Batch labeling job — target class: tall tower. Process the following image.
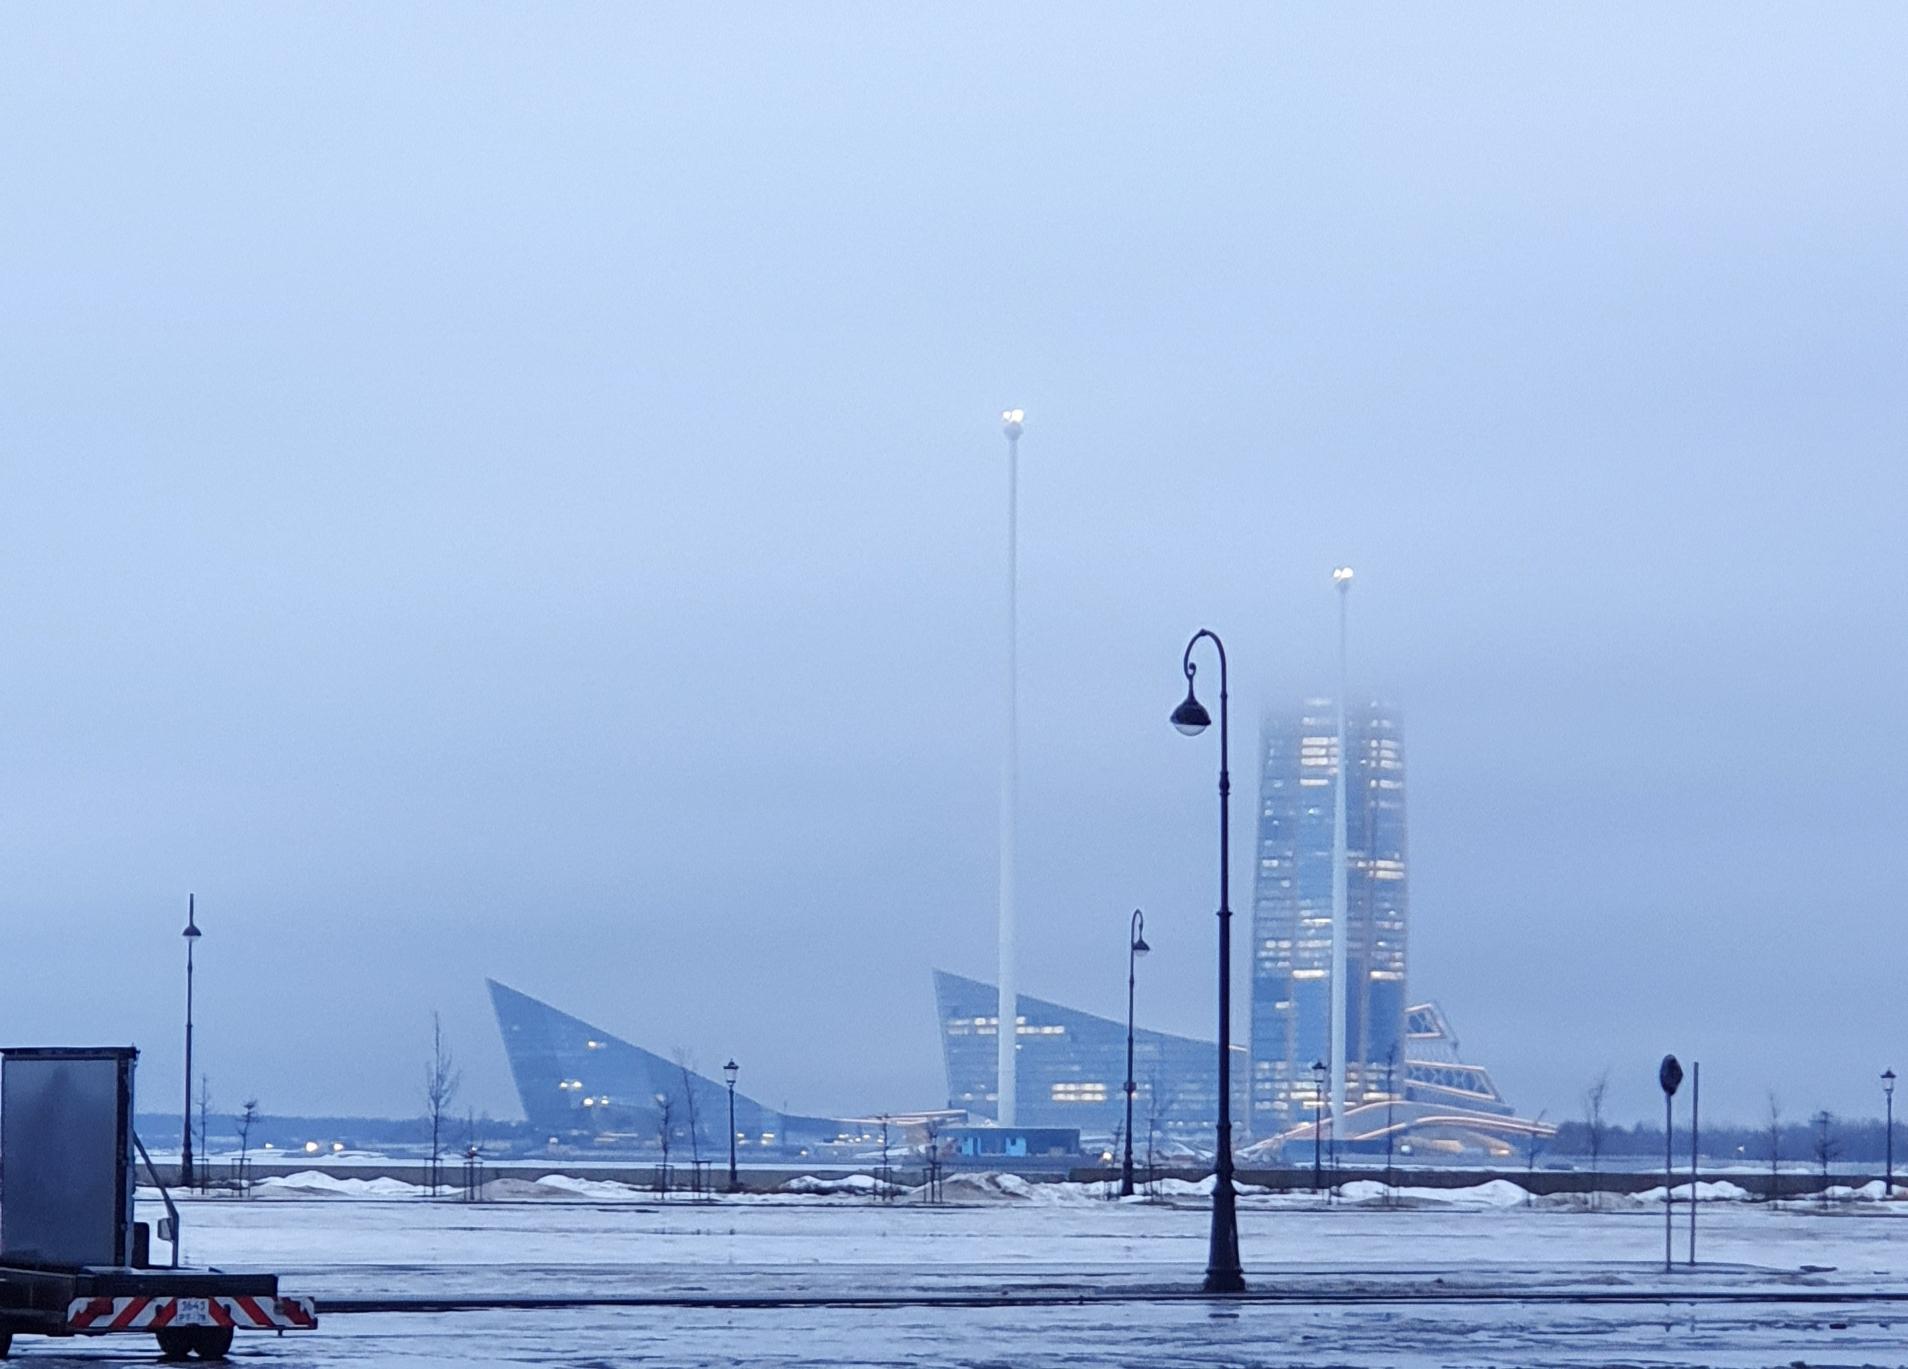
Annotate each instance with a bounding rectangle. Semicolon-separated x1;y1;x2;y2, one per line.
1329;567;1353;1129
1248;697;1409;1132
996;408;1024;1124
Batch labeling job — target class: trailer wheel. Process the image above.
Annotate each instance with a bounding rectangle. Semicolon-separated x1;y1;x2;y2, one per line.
156;1327;195;1360
190;1326;235;1361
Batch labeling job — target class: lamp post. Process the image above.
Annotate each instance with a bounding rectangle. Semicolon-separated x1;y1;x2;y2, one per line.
724;1059;740;1193
1170;628;1245;1293
181;896;201;1190
996;407;1024;1127
1311;1058;1328;1193
1121;909;1150;1197
1884;1069;1897;1199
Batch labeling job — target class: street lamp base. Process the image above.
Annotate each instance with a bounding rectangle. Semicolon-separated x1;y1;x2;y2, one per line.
1202;1266;1246;1294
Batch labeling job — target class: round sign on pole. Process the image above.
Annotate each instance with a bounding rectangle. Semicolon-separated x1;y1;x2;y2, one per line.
1659;1054;1684;1097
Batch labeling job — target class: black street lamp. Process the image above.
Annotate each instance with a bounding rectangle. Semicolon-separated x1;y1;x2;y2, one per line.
724;1059;740;1193
1311;1058;1328;1193
1121;909;1150;1197
1170;627;1244;1294
181;896;202;1190
1884;1069;1897;1198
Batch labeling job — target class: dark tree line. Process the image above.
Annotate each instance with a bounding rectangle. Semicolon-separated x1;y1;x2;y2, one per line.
1547;1114;1896;1164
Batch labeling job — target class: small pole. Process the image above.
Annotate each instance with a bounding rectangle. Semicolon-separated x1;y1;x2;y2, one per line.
1658;1054;1682;1274
1664;1089;1674;1271
1688;1061;1699;1266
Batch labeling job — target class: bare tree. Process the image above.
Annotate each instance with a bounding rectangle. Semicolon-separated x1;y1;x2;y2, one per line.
1145;1069;1166;1198
1582;1071;1610;1210
655;1093;675;1199
197;1074;214;1188
673;1048;704;1170
234;1098;260;1194
1813;1110;1840;1208
920;1116;944;1204
1765;1091;1784;1206
423;1012;462;1196
1524;1110;1549;1207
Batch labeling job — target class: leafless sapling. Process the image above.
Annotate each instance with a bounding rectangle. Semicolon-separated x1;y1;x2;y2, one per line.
1582;1070;1610;1211
424;1012;462;1196
234;1098;259;1194
1766;1091;1784;1206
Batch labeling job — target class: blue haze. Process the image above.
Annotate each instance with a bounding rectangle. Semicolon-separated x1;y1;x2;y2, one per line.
1;5;1902;1128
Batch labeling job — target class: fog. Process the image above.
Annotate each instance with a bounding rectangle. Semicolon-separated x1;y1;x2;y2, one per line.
2;4;1903;1130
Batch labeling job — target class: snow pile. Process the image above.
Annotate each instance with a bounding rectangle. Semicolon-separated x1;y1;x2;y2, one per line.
924;1173;1099;1205
1338;1179;1529;1207
254;1170;429;1198
780;1173;904;1198
532;1174;650;1200
1631;1180;1754;1204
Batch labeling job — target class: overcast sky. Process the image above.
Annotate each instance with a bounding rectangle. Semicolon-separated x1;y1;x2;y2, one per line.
3;4;1903;1131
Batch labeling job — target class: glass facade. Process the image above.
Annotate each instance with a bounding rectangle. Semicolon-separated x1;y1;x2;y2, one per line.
488;979;841;1152
1250;699;1409;1134
933;969;1245;1144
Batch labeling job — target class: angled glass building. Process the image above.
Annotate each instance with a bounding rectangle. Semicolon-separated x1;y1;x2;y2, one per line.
488;979;843;1152
1249;698;1409;1134
933;969;1245;1144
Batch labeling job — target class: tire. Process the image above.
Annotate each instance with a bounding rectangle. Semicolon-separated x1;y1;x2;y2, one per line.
0;1329;12;1359
157;1327;195;1361
191;1326;236;1360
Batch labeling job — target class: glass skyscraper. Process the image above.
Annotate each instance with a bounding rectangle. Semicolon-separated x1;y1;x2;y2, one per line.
1249;698;1409;1134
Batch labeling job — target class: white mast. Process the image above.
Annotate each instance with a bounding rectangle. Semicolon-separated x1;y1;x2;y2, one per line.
1329;566;1354;1130
997;408;1024;1126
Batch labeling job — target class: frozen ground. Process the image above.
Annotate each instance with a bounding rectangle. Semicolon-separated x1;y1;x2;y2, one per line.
11;1180;1908;1366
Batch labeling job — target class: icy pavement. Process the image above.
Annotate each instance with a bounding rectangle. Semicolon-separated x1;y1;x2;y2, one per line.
12;1185;1905;1365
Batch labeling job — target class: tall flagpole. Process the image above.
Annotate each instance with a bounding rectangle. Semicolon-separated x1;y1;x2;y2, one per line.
1329;567;1354;1132
997;408;1024;1126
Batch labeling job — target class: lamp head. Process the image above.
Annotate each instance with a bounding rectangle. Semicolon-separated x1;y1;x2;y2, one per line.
1001;408;1024;439
1332;565;1354;590
1132;933;1150;956
1886;1069;1897;1095
724;1059;740;1085
1170;687;1211;736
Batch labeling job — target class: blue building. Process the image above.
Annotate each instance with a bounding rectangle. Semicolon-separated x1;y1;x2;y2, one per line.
488;979;844;1153
1249;698;1409;1133
932;969;1244;1145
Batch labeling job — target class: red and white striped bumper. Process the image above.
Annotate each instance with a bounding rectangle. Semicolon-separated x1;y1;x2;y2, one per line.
66;1294;318;1333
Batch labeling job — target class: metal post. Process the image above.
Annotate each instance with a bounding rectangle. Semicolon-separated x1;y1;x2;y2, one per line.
1384;1047;1397;1204
723;1059;740;1193
1171;629;1243;1293
1329;569;1351;1131
1658;1054;1682;1274
1884;1070;1896;1199
997;409;1023;1127
181;896;200;1190
1312;1060;1327;1193
1122;909;1146;1198
1664;1090;1674;1272
1689;1061;1699;1266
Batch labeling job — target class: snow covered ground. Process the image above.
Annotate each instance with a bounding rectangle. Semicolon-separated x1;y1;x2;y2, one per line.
11;1179;1904;1365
